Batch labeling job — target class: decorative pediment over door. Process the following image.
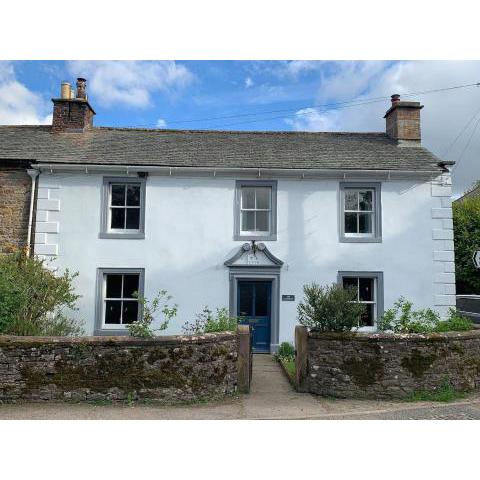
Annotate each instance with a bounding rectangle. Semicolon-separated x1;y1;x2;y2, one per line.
224;242;284;268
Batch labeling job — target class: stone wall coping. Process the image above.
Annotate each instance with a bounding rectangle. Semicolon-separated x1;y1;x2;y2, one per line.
0;331;237;347
307;328;480;342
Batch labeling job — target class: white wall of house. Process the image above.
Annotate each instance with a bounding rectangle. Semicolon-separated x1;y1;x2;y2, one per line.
34;170;455;344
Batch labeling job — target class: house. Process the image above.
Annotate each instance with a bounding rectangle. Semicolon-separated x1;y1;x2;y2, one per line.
454;181;480;204
0;79;456;352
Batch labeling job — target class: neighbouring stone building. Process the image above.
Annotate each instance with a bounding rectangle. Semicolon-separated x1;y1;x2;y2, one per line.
0;160;35;253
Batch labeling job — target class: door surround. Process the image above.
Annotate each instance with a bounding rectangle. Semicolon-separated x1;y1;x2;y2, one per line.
228;267;280;353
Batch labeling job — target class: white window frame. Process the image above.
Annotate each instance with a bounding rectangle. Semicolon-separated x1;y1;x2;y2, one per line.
339;182;382;243
95;268;145;335
100;177;146;239
338;271;384;332
234;180;277;241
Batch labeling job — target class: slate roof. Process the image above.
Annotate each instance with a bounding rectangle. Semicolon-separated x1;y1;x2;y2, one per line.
0;125;443;172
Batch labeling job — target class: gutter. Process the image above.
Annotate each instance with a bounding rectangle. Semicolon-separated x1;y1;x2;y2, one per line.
31;163;442;181
26;168;39;256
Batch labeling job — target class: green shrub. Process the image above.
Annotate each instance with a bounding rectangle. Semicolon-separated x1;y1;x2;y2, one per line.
0;249;83;336
297;282;366;332
182;306;238;335
453;192;480;294
408;380;466;403
378;298;474;334
277;341;295;360
127;290;177;338
434;308;473;332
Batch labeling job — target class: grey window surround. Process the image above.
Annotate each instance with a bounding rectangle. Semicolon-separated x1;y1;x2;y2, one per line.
234;180;278;241
339;182;382;243
99;176;146;239
337;271;384;328
94;267;145;336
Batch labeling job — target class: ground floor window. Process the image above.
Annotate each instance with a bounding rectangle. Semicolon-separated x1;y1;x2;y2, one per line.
96;268;144;331
338;271;384;328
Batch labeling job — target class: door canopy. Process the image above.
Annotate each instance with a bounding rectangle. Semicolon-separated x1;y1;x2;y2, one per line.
224;241;284;268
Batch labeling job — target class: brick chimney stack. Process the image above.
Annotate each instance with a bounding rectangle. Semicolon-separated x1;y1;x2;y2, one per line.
51;78;95;133
384;94;423;145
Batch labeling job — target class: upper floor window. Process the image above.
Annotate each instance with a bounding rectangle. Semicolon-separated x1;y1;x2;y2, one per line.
100;177;146;239
234;180;277;241
340;183;382;242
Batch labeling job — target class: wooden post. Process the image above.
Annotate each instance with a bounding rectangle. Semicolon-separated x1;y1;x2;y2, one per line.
237;325;251;393
295;325;308;392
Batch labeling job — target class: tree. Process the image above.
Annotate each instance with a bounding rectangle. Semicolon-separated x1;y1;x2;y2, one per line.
453;194;480;294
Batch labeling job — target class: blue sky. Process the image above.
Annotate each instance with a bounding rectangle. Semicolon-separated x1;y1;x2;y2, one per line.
1;60;480;194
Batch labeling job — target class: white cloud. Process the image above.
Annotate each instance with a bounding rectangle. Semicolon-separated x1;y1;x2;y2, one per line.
67;61;194;108
156;118;167;128
245;77;254;88
0;61;51;125
284;60;480;195
285;107;339;131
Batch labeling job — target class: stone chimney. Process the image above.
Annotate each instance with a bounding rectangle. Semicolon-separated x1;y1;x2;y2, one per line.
51;78;95;133
384;94;423;145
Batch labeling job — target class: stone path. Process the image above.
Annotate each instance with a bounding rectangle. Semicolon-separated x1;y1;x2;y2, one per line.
1;354;480;419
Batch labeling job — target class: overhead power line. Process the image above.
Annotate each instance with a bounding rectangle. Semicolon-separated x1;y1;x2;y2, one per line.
122;81;480;130
454;116;480;170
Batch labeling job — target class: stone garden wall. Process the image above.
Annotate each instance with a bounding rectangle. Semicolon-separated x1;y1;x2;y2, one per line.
295;325;480;399
0;332;239;403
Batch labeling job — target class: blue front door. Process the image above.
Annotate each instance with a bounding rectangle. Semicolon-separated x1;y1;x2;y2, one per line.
237;280;272;353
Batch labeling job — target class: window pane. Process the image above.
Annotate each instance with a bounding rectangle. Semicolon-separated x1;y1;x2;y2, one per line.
358;213;373;234
255;187;271;210
360;304;374;327
342;277;358;299
241;187;255;209
344;213;357;233
344;190;358;210
111;208;125;229
238;283;253;316
126;208;140;229
105;300;122;324
359;278;374;302
122;301;139;324
111;184;125;206
359;190;373;211
106;274;122;298
123;274;139;298
255;211;269;232
241;211;255;231
254;282;269;316
126;184;141;206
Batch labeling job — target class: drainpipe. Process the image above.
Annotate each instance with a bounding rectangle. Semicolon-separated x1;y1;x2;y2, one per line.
26;168;39;256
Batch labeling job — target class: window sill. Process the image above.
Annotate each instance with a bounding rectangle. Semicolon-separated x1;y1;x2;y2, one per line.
339;236;382;243
94;328;130;336
234;233;277;241
99;232;145;240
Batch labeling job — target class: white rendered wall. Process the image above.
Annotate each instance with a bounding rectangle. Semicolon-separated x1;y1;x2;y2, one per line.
34;171;455;343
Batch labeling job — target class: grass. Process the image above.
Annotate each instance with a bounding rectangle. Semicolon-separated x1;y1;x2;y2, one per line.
407;382;467;403
277;356;296;384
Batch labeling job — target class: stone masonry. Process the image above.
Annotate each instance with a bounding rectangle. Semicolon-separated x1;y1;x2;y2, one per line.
0;333;238;403
0;163;32;253
295;326;480;399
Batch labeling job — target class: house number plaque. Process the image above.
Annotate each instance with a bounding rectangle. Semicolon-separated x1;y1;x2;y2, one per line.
282;295;295;301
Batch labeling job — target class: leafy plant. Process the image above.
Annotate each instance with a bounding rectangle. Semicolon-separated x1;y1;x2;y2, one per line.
297;282;366;332
435;308;473;332
378;297;440;333
276;341;295;361
0;248;83;336
182;306;238;335
453;192;480;294
378;298;474;333
127;290;177;338
408;380;466;403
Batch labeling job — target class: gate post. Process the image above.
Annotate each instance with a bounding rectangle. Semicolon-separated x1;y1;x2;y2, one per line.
295;325;308;392
237;325;251;393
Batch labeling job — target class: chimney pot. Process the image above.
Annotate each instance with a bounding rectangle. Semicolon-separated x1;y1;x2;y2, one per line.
76;77;87;99
60;82;71;99
391;93;401;105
